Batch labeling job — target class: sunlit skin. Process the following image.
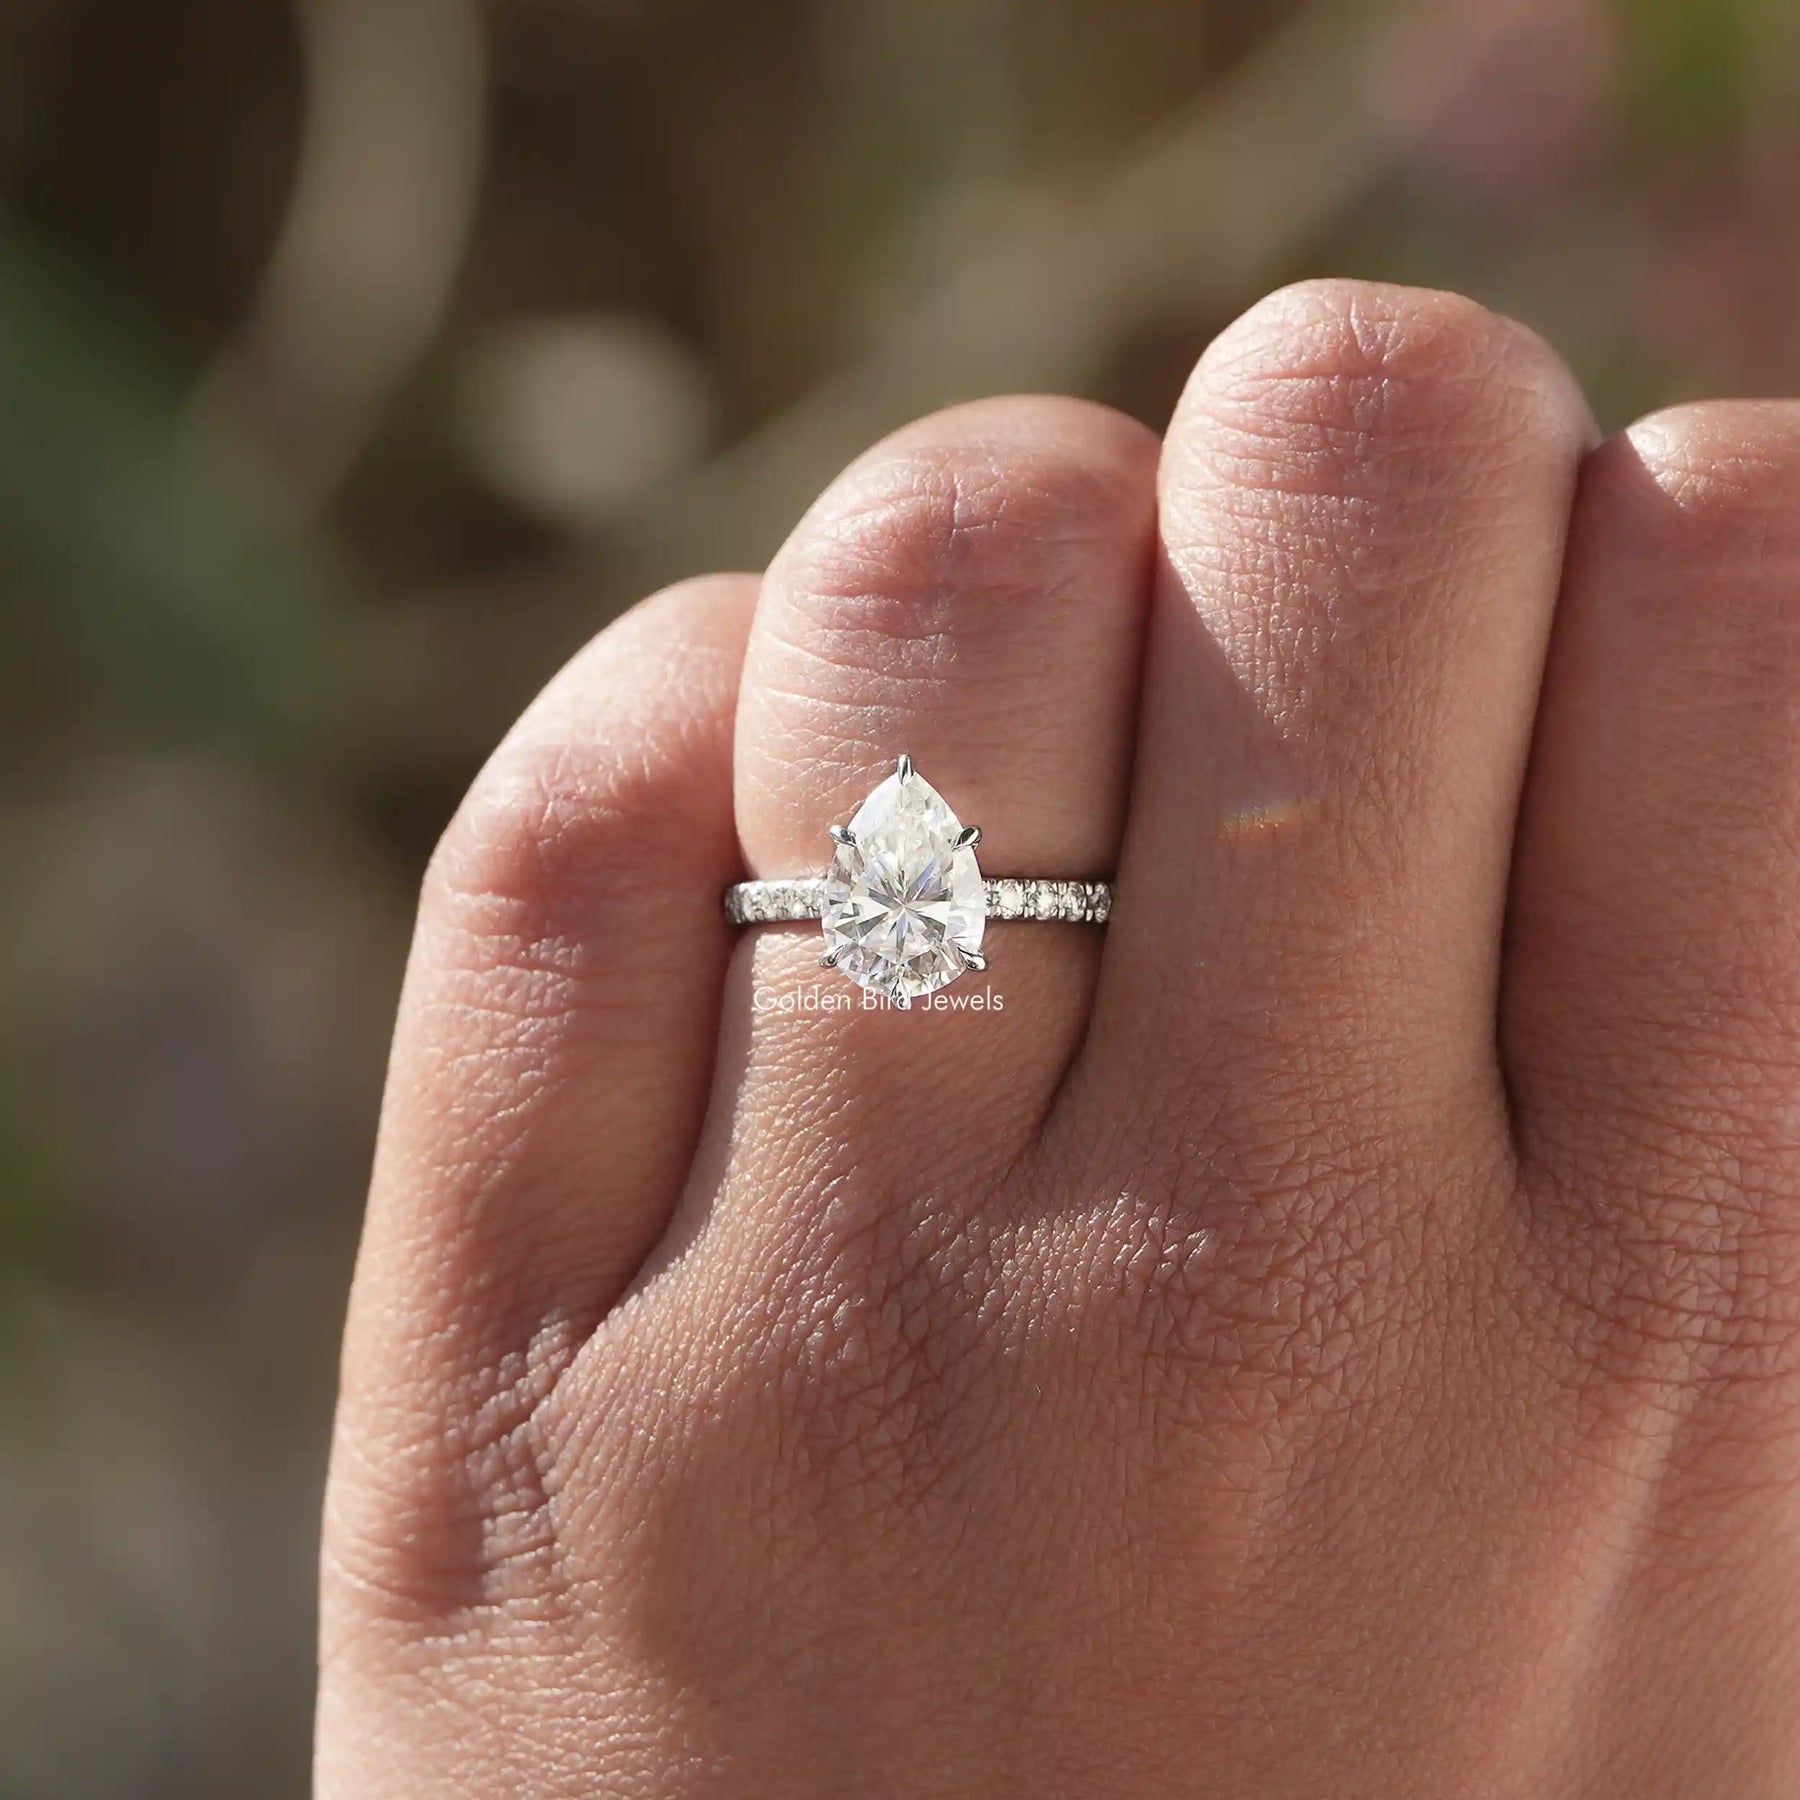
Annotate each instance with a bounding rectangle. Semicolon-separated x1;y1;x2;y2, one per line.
318;281;1800;1797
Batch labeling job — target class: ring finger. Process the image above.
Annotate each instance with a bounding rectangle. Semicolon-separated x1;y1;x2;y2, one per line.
725;395;1159;1148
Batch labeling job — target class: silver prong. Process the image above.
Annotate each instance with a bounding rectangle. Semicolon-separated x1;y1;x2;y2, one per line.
889;983;911;1010
953;825;981;851
896;753;914;781
820;948;841;969
961;947;987;972
829;824;855;848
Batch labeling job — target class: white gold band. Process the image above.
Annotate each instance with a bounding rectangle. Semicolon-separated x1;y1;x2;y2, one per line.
726;877;1112;927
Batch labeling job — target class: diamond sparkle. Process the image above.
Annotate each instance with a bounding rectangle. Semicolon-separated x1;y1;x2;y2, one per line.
821;761;985;1005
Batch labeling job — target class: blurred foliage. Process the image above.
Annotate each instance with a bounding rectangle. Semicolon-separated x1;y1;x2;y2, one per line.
0;223;344;767
2;0;1799;1795
0;1038;72;1344
1622;0;1760;142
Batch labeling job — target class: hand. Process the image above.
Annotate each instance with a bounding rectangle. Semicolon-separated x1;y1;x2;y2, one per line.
318;280;1800;1797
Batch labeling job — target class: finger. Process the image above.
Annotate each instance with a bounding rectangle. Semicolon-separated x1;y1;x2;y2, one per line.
730;396;1158;1132
1086;281;1590;1167
344;574;753;1400
1504;404;1800;1280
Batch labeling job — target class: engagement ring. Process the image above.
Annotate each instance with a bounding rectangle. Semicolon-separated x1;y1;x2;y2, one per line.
724;757;1113;1008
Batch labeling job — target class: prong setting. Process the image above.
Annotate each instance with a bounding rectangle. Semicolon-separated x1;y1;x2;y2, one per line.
954;825;981;851
816;757;985;1005
961;947;987;973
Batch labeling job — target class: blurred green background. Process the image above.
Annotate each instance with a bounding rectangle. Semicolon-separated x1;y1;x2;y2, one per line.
1;0;1798;1792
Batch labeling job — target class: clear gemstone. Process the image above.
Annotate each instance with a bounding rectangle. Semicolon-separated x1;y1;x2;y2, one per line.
822;765;985;1001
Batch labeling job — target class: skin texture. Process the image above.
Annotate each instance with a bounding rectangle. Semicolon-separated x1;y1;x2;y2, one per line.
318;281;1800;1797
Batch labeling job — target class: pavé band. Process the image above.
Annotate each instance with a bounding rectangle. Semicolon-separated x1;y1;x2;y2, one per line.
725;877;1112;927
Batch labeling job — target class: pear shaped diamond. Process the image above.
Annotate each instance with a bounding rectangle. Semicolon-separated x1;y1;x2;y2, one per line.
821;761;985;1004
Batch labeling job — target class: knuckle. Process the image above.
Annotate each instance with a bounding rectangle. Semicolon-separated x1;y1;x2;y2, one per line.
430;739;677;939
707;1166;1007;1528
324;1327;579;1627
1057;1103;1437;1428
1620;399;1800;519
425;585;733;950
770;403;1151;652
1593;402;1800;593
1183;278;1585;500
1575;403;1800;752
775;1185;999;1511
1523;1120;1800;1381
